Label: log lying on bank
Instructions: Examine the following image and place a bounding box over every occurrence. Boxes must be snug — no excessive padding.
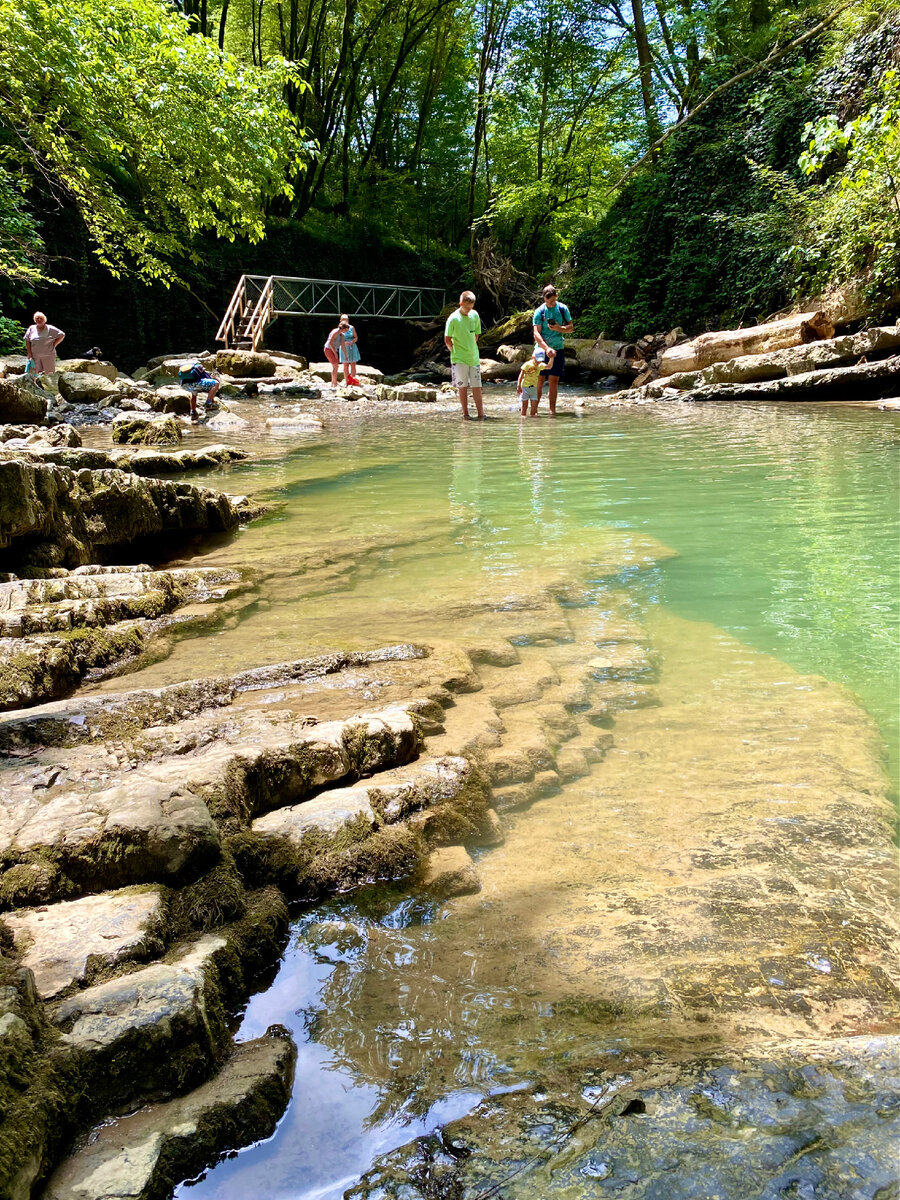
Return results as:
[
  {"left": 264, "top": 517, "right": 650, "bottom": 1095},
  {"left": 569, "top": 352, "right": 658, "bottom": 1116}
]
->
[
  {"left": 665, "top": 326, "right": 900, "bottom": 391},
  {"left": 670, "top": 354, "right": 900, "bottom": 403},
  {"left": 660, "top": 311, "right": 836, "bottom": 376}
]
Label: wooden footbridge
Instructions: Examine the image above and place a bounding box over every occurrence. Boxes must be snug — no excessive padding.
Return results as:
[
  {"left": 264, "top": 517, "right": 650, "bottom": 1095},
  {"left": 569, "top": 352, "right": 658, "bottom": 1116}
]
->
[{"left": 216, "top": 275, "right": 446, "bottom": 350}]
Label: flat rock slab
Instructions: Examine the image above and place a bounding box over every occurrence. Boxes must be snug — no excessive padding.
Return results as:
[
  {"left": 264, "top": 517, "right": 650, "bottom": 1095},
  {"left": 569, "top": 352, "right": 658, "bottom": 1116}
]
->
[
  {"left": 252, "top": 755, "right": 475, "bottom": 844},
  {"left": 0, "top": 769, "right": 220, "bottom": 895},
  {"left": 4, "top": 886, "right": 164, "bottom": 999},
  {"left": 52, "top": 934, "right": 229, "bottom": 1089},
  {"left": 43, "top": 1029, "right": 296, "bottom": 1200},
  {"left": 253, "top": 786, "right": 377, "bottom": 843}
]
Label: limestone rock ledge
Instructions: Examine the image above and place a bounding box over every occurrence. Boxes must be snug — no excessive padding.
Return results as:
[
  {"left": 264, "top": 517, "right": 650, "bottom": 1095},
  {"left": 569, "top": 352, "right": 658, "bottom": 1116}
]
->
[
  {"left": 0, "top": 564, "right": 251, "bottom": 711},
  {"left": 0, "top": 458, "right": 252, "bottom": 572},
  {"left": 42, "top": 1028, "right": 297, "bottom": 1200}
]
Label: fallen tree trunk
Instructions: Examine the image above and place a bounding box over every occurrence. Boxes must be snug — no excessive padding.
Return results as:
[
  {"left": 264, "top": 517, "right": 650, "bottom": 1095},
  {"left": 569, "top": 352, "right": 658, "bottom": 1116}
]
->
[
  {"left": 660, "top": 311, "right": 835, "bottom": 376},
  {"left": 577, "top": 338, "right": 640, "bottom": 376},
  {"left": 676, "top": 354, "right": 900, "bottom": 403},
  {"left": 665, "top": 327, "right": 900, "bottom": 391}
]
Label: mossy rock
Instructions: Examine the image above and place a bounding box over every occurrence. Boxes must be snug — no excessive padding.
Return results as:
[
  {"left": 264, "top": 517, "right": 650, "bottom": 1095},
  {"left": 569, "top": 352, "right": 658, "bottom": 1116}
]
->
[
  {"left": 215, "top": 349, "right": 276, "bottom": 377},
  {"left": 111, "top": 414, "right": 182, "bottom": 446}
]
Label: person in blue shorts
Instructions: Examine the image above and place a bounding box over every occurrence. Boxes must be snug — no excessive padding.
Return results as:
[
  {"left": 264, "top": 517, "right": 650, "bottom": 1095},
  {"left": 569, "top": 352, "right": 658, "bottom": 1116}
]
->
[{"left": 532, "top": 283, "right": 574, "bottom": 416}]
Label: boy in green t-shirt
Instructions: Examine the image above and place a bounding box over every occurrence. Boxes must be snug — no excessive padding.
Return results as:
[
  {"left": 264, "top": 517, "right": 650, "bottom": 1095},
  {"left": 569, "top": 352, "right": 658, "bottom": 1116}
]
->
[{"left": 444, "top": 290, "right": 484, "bottom": 419}]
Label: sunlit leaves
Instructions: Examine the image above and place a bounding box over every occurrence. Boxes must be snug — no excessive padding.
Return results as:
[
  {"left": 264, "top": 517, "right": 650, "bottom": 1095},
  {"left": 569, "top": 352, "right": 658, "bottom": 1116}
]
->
[{"left": 0, "top": 0, "right": 310, "bottom": 283}]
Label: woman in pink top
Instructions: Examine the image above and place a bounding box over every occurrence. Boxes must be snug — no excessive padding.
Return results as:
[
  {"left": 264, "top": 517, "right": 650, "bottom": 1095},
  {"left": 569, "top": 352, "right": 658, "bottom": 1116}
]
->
[
  {"left": 324, "top": 325, "right": 342, "bottom": 387},
  {"left": 25, "top": 312, "right": 65, "bottom": 374}
]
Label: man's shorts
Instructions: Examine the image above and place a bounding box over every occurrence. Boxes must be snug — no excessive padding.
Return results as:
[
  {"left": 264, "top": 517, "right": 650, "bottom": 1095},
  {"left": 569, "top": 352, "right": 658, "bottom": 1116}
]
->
[
  {"left": 187, "top": 377, "right": 217, "bottom": 393},
  {"left": 521, "top": 384, "right": 537, "bottom": 402},
  {"left": 540, "top": 348, "right": 566, "bottom": 378},
  {"left": 452, "top": 362, "right": 482, "bottom": 389}
]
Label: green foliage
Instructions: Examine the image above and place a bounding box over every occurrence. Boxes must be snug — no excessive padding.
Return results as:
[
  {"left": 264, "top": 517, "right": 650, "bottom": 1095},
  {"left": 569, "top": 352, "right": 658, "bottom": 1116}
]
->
[
  {"left": 0, "top": 0, "right": 309, "bottom": 284},
  {"left": 0, "top": 312, "right": 24, "bottom": 354},
  {"left": 569, "top": 62, "right": 818, "bottom": 338},
  {"left": 795, "top": 67, "right": 900, "bottom": 305}
]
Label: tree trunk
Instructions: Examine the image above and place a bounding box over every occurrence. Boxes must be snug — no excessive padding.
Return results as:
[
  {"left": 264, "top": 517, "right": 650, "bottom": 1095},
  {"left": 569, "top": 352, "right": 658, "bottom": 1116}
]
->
[
  {"left": 659, "top": 312, "right": 836, "bottom": 376},
  {"left": 630, "top": 0, "right": 661, "bottom": 151},
  {"left": 218, "top": 0, "right": 230, "bottom": 49}
]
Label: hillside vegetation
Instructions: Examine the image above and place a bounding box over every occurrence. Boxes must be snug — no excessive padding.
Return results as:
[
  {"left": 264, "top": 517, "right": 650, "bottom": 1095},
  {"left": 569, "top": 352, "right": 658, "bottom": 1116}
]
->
[{"left": 0, "top": 0, "right": 898, "bottom": 357}]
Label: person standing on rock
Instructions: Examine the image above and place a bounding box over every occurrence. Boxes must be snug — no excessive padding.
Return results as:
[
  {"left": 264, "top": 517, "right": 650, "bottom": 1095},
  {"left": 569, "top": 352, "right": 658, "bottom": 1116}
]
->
[
  {"left": 532, "top": 284, "right": 573, "bottom": 416},
  {"left": 444, "top": 290, "right": 484, "bottom": 420},
  {"left": 24, "top": 312, "right": 65, "bottom": 376},
  {"left": 338, "top": 315, "right": 361, "bottom": 386}
]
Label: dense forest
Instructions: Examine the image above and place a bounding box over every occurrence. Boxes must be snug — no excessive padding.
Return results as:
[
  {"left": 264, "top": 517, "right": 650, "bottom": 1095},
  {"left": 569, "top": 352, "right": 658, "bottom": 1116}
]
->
[{"left": 1, "top": 0, "right": 898, "bottom": 362}]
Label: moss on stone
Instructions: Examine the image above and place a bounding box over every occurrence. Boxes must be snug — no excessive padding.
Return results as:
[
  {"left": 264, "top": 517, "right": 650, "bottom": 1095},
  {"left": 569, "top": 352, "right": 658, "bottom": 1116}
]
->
[
  {"left": 0, "top": 624, "right": 146, "bottom": 712},
  {"left": 165, "top": 853, "right": 247, "bottom": 939}
]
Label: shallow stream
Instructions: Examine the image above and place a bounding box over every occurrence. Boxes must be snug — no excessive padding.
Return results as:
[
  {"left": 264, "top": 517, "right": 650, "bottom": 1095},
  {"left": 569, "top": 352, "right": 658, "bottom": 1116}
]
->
[{"left": 126, "top": 395, "right": 899, "bottom": 1199}]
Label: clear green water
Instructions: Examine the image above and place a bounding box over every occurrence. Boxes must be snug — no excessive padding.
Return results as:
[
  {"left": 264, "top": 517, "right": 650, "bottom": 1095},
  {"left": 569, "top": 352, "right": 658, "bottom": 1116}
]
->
[
  {"left": 160, "top": 399, "right": 899, "bottom": 778},
  {"left": 167, "top": 398, "right": 899, "bottom": 1199}
]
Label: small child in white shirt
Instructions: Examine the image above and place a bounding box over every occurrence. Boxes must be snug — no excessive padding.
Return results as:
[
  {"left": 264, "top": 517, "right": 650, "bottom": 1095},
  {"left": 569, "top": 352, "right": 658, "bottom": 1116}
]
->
[{"left": 517, "top": 346, "right": 555, "bottom": 417}]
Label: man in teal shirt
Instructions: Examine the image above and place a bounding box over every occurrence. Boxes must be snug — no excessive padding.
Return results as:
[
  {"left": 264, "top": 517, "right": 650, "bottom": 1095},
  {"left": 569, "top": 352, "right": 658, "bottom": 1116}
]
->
[
  {"left": 532, "top": 284, "right": 574, "bottom": 416},
  {"left": 444, "top": 290, "right": 484, "bottom": 420}
]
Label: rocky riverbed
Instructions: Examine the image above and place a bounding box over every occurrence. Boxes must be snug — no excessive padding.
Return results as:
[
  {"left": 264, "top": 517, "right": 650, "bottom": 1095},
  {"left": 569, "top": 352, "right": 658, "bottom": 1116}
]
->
[{"left": 0, "top": 345, "right": 897, "bottom": 1200}]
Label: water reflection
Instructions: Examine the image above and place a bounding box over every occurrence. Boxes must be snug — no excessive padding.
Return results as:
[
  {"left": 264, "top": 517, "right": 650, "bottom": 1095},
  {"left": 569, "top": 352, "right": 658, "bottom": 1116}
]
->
[{"left": 171, "top": 400, "right": 899, "bottom": 1200}]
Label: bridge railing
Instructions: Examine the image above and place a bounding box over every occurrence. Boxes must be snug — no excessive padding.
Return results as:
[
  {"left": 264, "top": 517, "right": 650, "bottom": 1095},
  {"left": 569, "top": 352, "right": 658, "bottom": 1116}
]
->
[{"left": 217, "top": 274, "right": 446, "bottom": 348}]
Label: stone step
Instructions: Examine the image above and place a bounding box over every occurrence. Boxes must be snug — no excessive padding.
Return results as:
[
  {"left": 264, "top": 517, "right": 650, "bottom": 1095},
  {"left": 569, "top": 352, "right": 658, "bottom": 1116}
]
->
[
  {"left": 52, "top": 934, "right": 232, "bottom": 1102},
  {"left": 0, "top": 705, "right": 419, "bottom": 906},
  {"left": 251, "top": 755, "right": 476, "bottom": 844},
  {"left": 4, "top": 886, "right": 166, "bottom": 1000},
  {"left": 42, "top": 1028, "right": 296, "bottom": 1200}
]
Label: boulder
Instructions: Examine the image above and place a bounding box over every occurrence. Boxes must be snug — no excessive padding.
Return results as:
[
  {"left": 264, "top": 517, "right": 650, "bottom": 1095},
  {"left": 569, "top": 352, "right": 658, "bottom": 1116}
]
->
[
  {"left": 376, "top": 383, "right": 438, "bottom": 403},
  {"left": 55, "top": 359, "right": 118, "bottom": 382},
  {"left": 0, "top": 423, "right": 80, "bottom": 448},
  {"left": 4, "top": 887, "right": 165, "bottom": 999},
  {"left": 111, "top": 413, "right": 182, "bottom": 446},
  {"left": 215, "top": 349, "right": 277, "bottom": 377},
  {"left": 147, "top": 385, "right": 192, "bottom": 415},
  {"left": 57, "top": 372, "right": 120, "bottom": 405},
  {"left": 269, "top": 352, "right": 309, "bottom": 372},
  {"left": 42, "top": 1030, "right": 296, "bottom": 1200},
  {"left": 206, "top": 409, "right": 249, "bottom": 431},
  {"left": 0, "top": 355, "right": 28, "bottom": 377},
  {"left": 497, "top": 344, "right": 532, "bottom": 364},
  {"left": 116, "top": 396, "right": 154, "bottom": 413},
  {"left": 0, "top": 378, "right": 47, "bottom": 424},
  {"left": 144, "top": 354, "right": 217, "bottom": 383}
]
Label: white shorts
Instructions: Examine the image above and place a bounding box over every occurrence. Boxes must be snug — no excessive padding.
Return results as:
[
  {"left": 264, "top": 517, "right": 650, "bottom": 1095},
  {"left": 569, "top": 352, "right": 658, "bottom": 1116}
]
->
[
  {"left": 521, "top": 384, "right": 537, "bottom": 401},
  {"left": 452, "top": 362, "right": 482, "bottom": 389}
]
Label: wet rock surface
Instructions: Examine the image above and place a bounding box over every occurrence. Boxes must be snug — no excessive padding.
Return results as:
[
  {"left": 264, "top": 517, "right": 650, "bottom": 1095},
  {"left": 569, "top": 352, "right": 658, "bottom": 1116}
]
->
[
  {"left": 42, "top": 1028, "right": 297, "bottom": 1200},
  {"left": 0, "top": 563, "right": 252, "bottom": 710},
  {"left": 348, "top": 1035, "right": 900, "bottom": 1200},
  {"left": 0, "top": 459, "right": 251, "bottom": 572}
]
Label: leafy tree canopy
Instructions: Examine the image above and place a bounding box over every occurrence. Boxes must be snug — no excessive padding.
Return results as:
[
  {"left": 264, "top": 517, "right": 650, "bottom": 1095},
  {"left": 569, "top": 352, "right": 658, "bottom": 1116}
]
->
[{"left": 0, "top": 0, "right": 309, "bottom": 284}]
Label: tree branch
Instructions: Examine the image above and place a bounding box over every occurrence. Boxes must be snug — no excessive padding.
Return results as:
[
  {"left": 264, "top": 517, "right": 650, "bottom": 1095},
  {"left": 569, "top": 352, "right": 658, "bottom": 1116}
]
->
[{"left": 604, "top": 0, "right": 858, "bottom": 195}]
